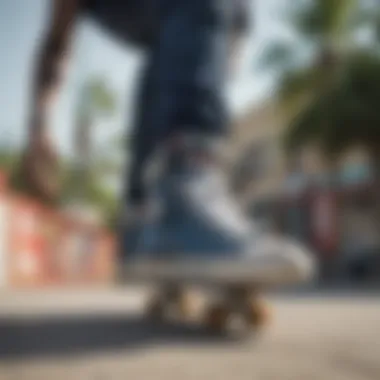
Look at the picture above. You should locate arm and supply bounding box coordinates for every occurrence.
[29,0,80,141]
[23,0,81,202]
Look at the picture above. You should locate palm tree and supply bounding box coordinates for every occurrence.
[285,51,380,160]
[258,0,374,113]
[70,76,117,201]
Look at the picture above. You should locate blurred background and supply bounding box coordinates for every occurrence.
[1,2,380,380]
[0,0,379,289]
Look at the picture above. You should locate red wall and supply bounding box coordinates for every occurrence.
[0,170,116,288]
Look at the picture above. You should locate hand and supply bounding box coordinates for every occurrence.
[21,129,60,203]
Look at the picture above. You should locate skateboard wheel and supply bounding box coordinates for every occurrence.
[176,292,196,319]
[146,297,166,321]
[245,298,271,327]
[205,304,229,332]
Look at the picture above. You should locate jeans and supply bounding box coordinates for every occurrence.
[124,0,233,204]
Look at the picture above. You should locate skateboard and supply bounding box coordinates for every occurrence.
[121,251,313,334]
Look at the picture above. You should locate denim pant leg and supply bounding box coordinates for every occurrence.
[126,0,231,205]
[152,0,231,137]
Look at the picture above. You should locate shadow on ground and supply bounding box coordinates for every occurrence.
[0,315,245,361]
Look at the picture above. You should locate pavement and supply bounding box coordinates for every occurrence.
[0,286,380,380]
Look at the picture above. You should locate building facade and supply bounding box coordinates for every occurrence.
[229,102,380,281]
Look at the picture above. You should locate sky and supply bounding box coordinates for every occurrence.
[0,0,290,156]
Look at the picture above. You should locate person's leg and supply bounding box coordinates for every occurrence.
[121,0,233,257]
[124,0,252,255]
[126,0,230,201]
[120,0,315,285]
[151,0,230,140]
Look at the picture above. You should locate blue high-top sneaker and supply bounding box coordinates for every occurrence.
[122,133,316,287]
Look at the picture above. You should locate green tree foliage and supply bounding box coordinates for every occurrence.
[260,0,380,158]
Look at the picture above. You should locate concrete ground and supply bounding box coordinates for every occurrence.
[0,287,379,380]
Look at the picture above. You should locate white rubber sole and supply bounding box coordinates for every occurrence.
[121,255,316,288]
